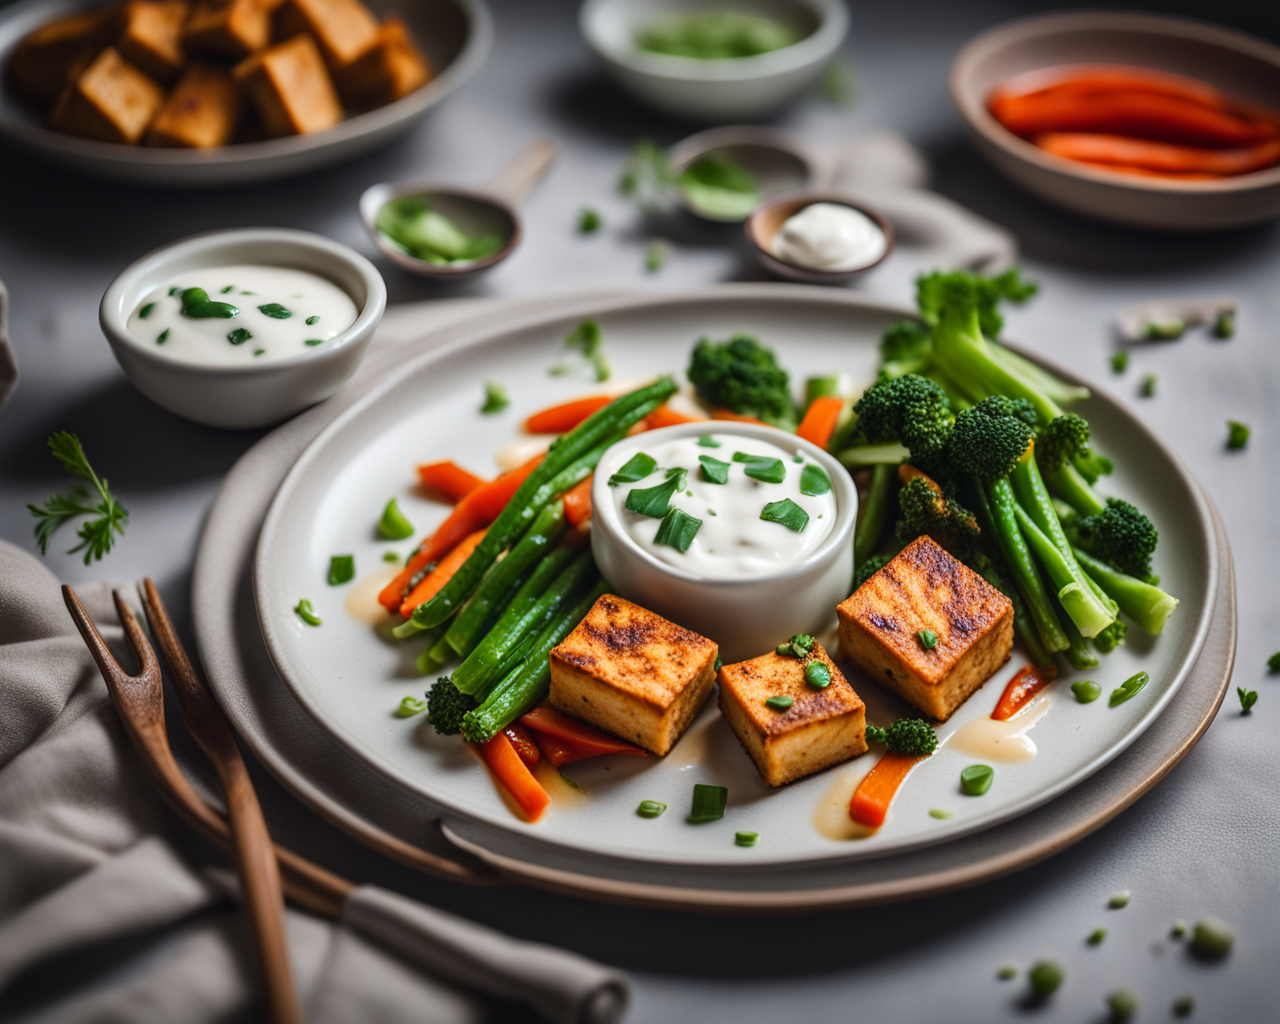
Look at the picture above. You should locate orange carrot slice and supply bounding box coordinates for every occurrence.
[520,705,648,759]
[711,408,767,425]
[645,403,703,429]
[417,460,487,502]
[991,665,1057,722]
[562,474,593,526]
[398,527,487,617]
[504,723,541,768]
[1035,132,1280,176]
[474,733,550,822]
[795,395,844,449]
[849,751,927,828]
[524,395,613,434]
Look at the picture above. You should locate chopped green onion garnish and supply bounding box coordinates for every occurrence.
[637,800,666,818]
[139,302,155,318]
[328,554,355,585]
[227,327,252,345]
[1088,927,1107,945]
[696,435,721,448]
[1109,890,1131,908]
[305,339,324,346]
[734,831,759,847]
[254,349,266,356]
[625,476,681,518]
[960,764,993,795]
[258,303,292,319]
[608,452,657,486]
[156,328,170,344]
[1110,350,1128,374]
[698,454,729,484]
[654,507,702,552]
[379,498,415,540]
[996,966,1017,980]
[1072,680,1101,703]
[397,696,426,717]
[578,208,601,234]
[916,628,938,650]
[760,498,808,532]
[480,380,509,414]
[688,783,727,823]
[560,774,580,789]
[929,808,953,820]
[1212,311,1234,338]
[1190,918,1233,957]
[804,661,831,688]
[382,551,401,563]
[765,695,793,711]
[220,285,234,293]
[1109,671,1149,707]
[732,452,785,483]
[1227,420,1250,449]
[799,464,831,496]
[776,635,815,659]
[306,315,320,325]
[1140,373,1157,397]
[1106,990,1139,1021]
[168,286,180,296]
[295,599,321,626]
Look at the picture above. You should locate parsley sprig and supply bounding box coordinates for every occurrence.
[28,432,128,564]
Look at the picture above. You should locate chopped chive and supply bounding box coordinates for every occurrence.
[793,454,804,463]
[1212,311,1235,338]
[578,208,601,234]
[139,302,155,319]
[1028,960,1063,996]
[707,509,717,516]
[168,286,180,296]
[654,507,702,552]
[156,328,170,344]
[1071,680,1101,703]
[305,339,324,346]
[799,464,831,496]
[295,598,321,626]
[760,498,808,532]
[732,452,785,483]
[254,349,266,356]
[1238,686,1258,713]
[734,831,759,847]
[997,966,1017,980]
[221,285,234,293]
[227,327,252,345]
[1227,420,1250,449]
[960,764,993,795]
[560,774,580,789]
[241,291,255,295]
[637,800,666,818]
[765,695,793,711]
[1110,350,1129,374]
[696,436,721,448]
[688,783,727,823]
[929,808,953,819]
[1109,671,1149,707]
[480,380,509,414]
[1143,318,1184,340]
[804,661,831,688]
[625,476,681,518]
[698,454,729,484]
[258,303,292,319]
[379,498,415,540]
[382,551,401,563]
[1109,890,1131,908]
[608,452,657,486]
[916,628,938,650]
[397,696,426,717]
[306,315,320,325]
[1140,373,1157,397]
[328,554,355,585]
[1088,927,1107,945]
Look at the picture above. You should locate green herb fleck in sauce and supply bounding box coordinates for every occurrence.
[156,328,170,344]
[227,328,252,345]
[139,302,155,319]
[258,303,292,319]
[760,498,808,533]
[306,315,320,325]
[180,287,239,319]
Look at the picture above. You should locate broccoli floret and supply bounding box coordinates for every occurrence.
[687,334,796,429]
[865,718,939,756]
[852,374,953,473]
[947,398,1035,480]
[879,319,933,380]
[917,268,1038,339]
[1093,617,1127,654]
[1036,413,1113,482]
[854,552,893,589]
[895,475,980,561]
[1063,498,1159,582]
[426,677,476,735]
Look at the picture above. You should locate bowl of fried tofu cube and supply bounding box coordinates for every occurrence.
[0,0,492,184]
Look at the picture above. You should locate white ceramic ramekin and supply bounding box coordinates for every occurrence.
[100,228,386,429]
[590,421,857,663]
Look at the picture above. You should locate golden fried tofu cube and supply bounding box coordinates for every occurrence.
[146,60,241,147]
[6,6,123,106]
[837,536,1013,721]
[718,643,866,788]
[334,14,430,109]
[233,33,340,136]
[116,1,189,82]
[274,0,378,71]
[548,595,718,756]
[49,47,165,144]
[183,0,283,60]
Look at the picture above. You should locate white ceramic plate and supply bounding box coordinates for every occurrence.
[253,290,1215,868]
[0,0,490,186]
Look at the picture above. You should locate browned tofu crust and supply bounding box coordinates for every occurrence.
[234,32,340,136]
[837,535,1013,721]
[335,14,430,109]
[184,0,283,60]
[275,0,378,70]
[49,46,166,144]
[718,644,867,787]
[549,594,718,755]
[146,59,241,147]
[7,6,124,105]
[117,0,189,82]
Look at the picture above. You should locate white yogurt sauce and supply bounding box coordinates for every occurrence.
[771,202,887,272]
[127,264,357,365]
[605,433,836,580]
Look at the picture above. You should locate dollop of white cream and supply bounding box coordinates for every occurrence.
[127,264,357,366]
[771,202,887,272]
[604,433,837,580]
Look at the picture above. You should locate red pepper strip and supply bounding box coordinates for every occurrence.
[849,751,928,829]
[504,723,541,768]
[991,665,1057,722]
[474,734,550,822]
[520,705,648,758]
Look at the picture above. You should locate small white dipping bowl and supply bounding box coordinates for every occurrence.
[580,0,849,122]
[100,228,386,429]
[590,421,857,663]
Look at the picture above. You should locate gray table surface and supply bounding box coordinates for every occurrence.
[2,0,1278,1020]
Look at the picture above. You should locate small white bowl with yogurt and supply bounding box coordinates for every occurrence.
[591,421,857,662]
[747,194,894,284]
[100,228,386,429]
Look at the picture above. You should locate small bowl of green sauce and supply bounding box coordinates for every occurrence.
[581,0,849,121]
[668,126,817,222]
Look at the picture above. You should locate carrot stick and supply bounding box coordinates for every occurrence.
[562,474,593,526]
[645,403,703,429]
[504,722,541,768]
[795,395,844,449]
[991,665,1057,722]
[1066,161,1222,181]
[474,734,550,822]
[1035,133,1280,176]
[848,751,927,828]
[520,705,648,759]
[530,731,594,767]
[378,454,544,613]
[417,460,487,502]
[711,408,768,425]
[524,395,613,434]
[398,527,487,617]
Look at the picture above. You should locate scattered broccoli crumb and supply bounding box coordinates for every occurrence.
[1226,421,1250,449]
[1028,960,1063,996]
[1088,927,1107,945]
[1171,920,1187,938]
[1190,918,1234,958]
[1238,686,1257,713]
[578,208,601,234]
[1106,988,1139,1021]
[1110,350,1129,374]
[1173,995,1195,1016]
[996,965,1017,980]
[1109,890,1131,908]
[917,628,939,650]
[1269,652,1280,673]
[1144,318,1185,340]
[865,719,938,756]
[1212,311,1234,338]
[481,380,510,414]
[1140,374,1157,397]
[776,634,816,659]
[646,238,671,272]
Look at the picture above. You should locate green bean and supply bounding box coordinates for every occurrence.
[409,380,675,629]
[1074,548,1178,636]
[854,462,898,568]
[1013,503,1113,637]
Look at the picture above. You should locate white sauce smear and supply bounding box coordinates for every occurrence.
[127,264,357,366]
[605,433,836,580]
[771,202,887,272]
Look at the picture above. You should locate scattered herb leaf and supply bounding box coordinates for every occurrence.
[553,319,611,381]
[27,432,128,564]
[1107,989,1139,1021]
[379,498,415,540]
[698,454,730,484]
[1140,373,1157,397]
[1088,927,1107,945]
[997,966,1017,980]
[220,285,234,293]
[688,783,728,823]
[1212,311,1234,338]
[1190,918,1234,958]
[382,551,401,563]
[1109,672,1149,707]
[1227,420,1250,449]
[637,800,666,818]
[696,435,721,448]
[295,598,321,626]
[179,287,238,319]
[1237,686,1257,713]
[609,452,658,487]
[929,808,953,820]
[156,328,170,344]
[799,463,831,495]
[328,554,355,585]
[1028,960,1063,996]
[1110,350,1129,374]
[1269,651,1280,673]
[917,628,938,650]
[776,635,815,658]
[480,380,510,414]
[1109,890,1131,908]
[654,507,702,552]
[960,764,994,795]
[760,498,808,532]
[578,208,602,234]
[765,695,793,711]
[646,238,671,273]
[625,476,682,518]
[560,774,580,789]
[305,339,324,346]
[306,315,320,325]
[227,327,252,345]
[732,452,785,483]
[397,696,426,717]
[1072,680,1102,703]
[139,302,155,318]
[804,661,831,688]
[1173,995,1195,1017]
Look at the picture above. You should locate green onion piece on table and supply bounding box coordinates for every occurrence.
[379,498,415,539]
[1088,927,1107,945]
[328,554,355,585]
[396,696,426,717]
[1109,890,1131,908]
[1111,351,1129,374]
[1071,680,1101,703]
[480,381,509,414]
[1238,686,1258,713]
[688,783,728,823]
[1109,672,1149,707]
[760,498,808,533]
[734,831,759,847]
[929,808,953,820]
[799,464,831,496]
[609,453,657,486]
[1028,960,1063,996]
[295,599,321,626]
[257,303,291,319]
[960,764,993,795]
[1190,917,1234,958]
[698,455,729,484]
[654,508,702,552]
[578,208,601,234]
[637,800,666,818]
[1227,420,1250,449]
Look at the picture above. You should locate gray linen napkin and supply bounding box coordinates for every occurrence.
[0,539,628,1024]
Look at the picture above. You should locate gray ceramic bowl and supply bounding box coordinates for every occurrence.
[100,228,386,429]
[951,11,1280,231]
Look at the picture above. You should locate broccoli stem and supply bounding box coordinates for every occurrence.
[854,463,898,568]
[976,478,1069,653]
[986,341,1090,406]
[1012,503,1115,638]
[1059,614,1100,671]
[1043,461,1107,517]
[1074,548,1179,635]
[836,443,910,468]
[804,374,843,408]
[971,556,1057,670]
